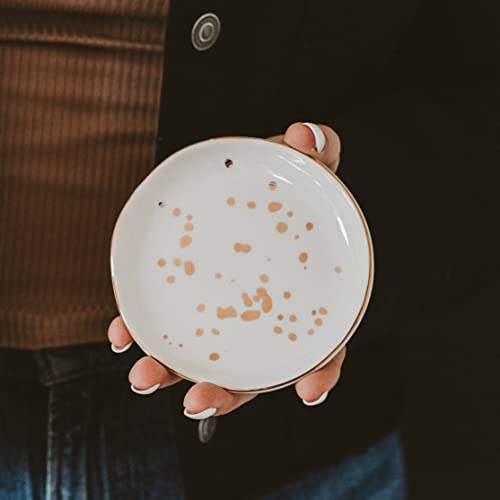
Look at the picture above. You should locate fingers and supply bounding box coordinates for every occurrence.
[107,316,134,353]
[183,382,257,419]
[128,356,181,395]
[295,347,347,406]
[283,122,341,172]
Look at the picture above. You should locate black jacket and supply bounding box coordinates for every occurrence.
[155,1,497,499]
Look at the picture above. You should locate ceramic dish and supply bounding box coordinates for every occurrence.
[111,137,373,393]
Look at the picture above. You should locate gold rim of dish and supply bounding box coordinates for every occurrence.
[110,136,374,394]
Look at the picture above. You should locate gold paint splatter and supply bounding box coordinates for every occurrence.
[299,252,308,263]
[209,352,220,361]
[211,328,220,336]
[195,328,204,336]
[306,222,314,231]
[157,258,166,267]
[184,223,194,231]
[294,235,300,240]
[276,222,288,233]
[241,310,261,321]
[277,314,284,321]
[283,291,291,299]
[315,318,323,326]
[242,292,253,307]
[268,180,277,190]
[174,258,182,267]
[319,307,328,315]
[307,329,314,336]
[287,210,294,218]
[312,310,317,316]
[225,159,233,168]
[247,201,256,209]
[186,214,193,221]
[274,326,283,334]
[288,333,297,341]
[262,295,272,314]
[166,275,175,284]
[268,202,282,213]
[158,201,165,208]
[260,274,269,283]
[163,334,168,339]
[173,208,181,217]
[289,315,297,323]
[227,197,235,206]
[179,343,183,348]
[196,303,205,313]
[180,235,192,248]
[217,306,238,319]
[234,243,251,253]
[335,266,343,273]
[215,272,222,279]
[184,260,195,276]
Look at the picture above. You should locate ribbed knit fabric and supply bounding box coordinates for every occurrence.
[0,1,170,348]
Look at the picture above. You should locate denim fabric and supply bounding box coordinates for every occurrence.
[0,344,405,500]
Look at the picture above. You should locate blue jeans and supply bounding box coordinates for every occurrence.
[0,344,405,499]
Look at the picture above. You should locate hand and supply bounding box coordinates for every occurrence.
[108,122,345,418]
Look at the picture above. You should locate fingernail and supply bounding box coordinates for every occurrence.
[111,341,133,354]
[302,391,329,407]
[302,122,326,153]
[130,383,160,395]
[184,407,217,420]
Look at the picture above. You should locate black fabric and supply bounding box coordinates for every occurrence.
[154,1,498,499]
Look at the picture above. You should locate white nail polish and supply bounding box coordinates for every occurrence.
[302,122,326,153]
[302,391,329,407]
[184,407,217,420]
[110,341,133,354]
[130,383,160,395]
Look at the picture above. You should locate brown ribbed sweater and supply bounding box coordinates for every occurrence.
[0,1,170,348]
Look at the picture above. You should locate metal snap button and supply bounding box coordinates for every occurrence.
[191,13,221,51]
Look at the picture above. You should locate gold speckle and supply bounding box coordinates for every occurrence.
[335,266,343,273]
[268,180,277,190]
[157,258,166,267]
[253,295,260,302]
[173,208,181,217]
[299,252,308,263]
[307,329,314,336]
[242,292,253,307]
[247,201,256,209]
[241,310,261,321]
[319,307,328,315]
[217,306,238,319]
[184,223,194,232]
[227,197,235,206]
[166,275,175,284]
[178,343,183,348]
[180,235,192,248]
[274,326,282,334]
[196,303,205,313]
[211,328,220,336]
[288,333,297,341]
[195,328,204,336]
[184,260,195,276]
[174,258,182,266]
[260,274,269,283]
[315,318,323,326]
[277,314,284,321]
[186,214,193,221]
[209,352,220,361]
[276,222,288,233]
[234,243,251,253]
[215,272,222,279]
[312,310,317,316]
[287,210,294,218]
[268,201,282,213]
[283,291,291,299]
[289,315,297,322]
[163,334,168,339]
[158,201,165,208]
[306,222,314,231]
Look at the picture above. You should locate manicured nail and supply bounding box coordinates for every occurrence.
[184,407,217,420]
[302,122,326,153]
[130,383,160,395]
[302,391,329,407]
[111,341,133,354]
